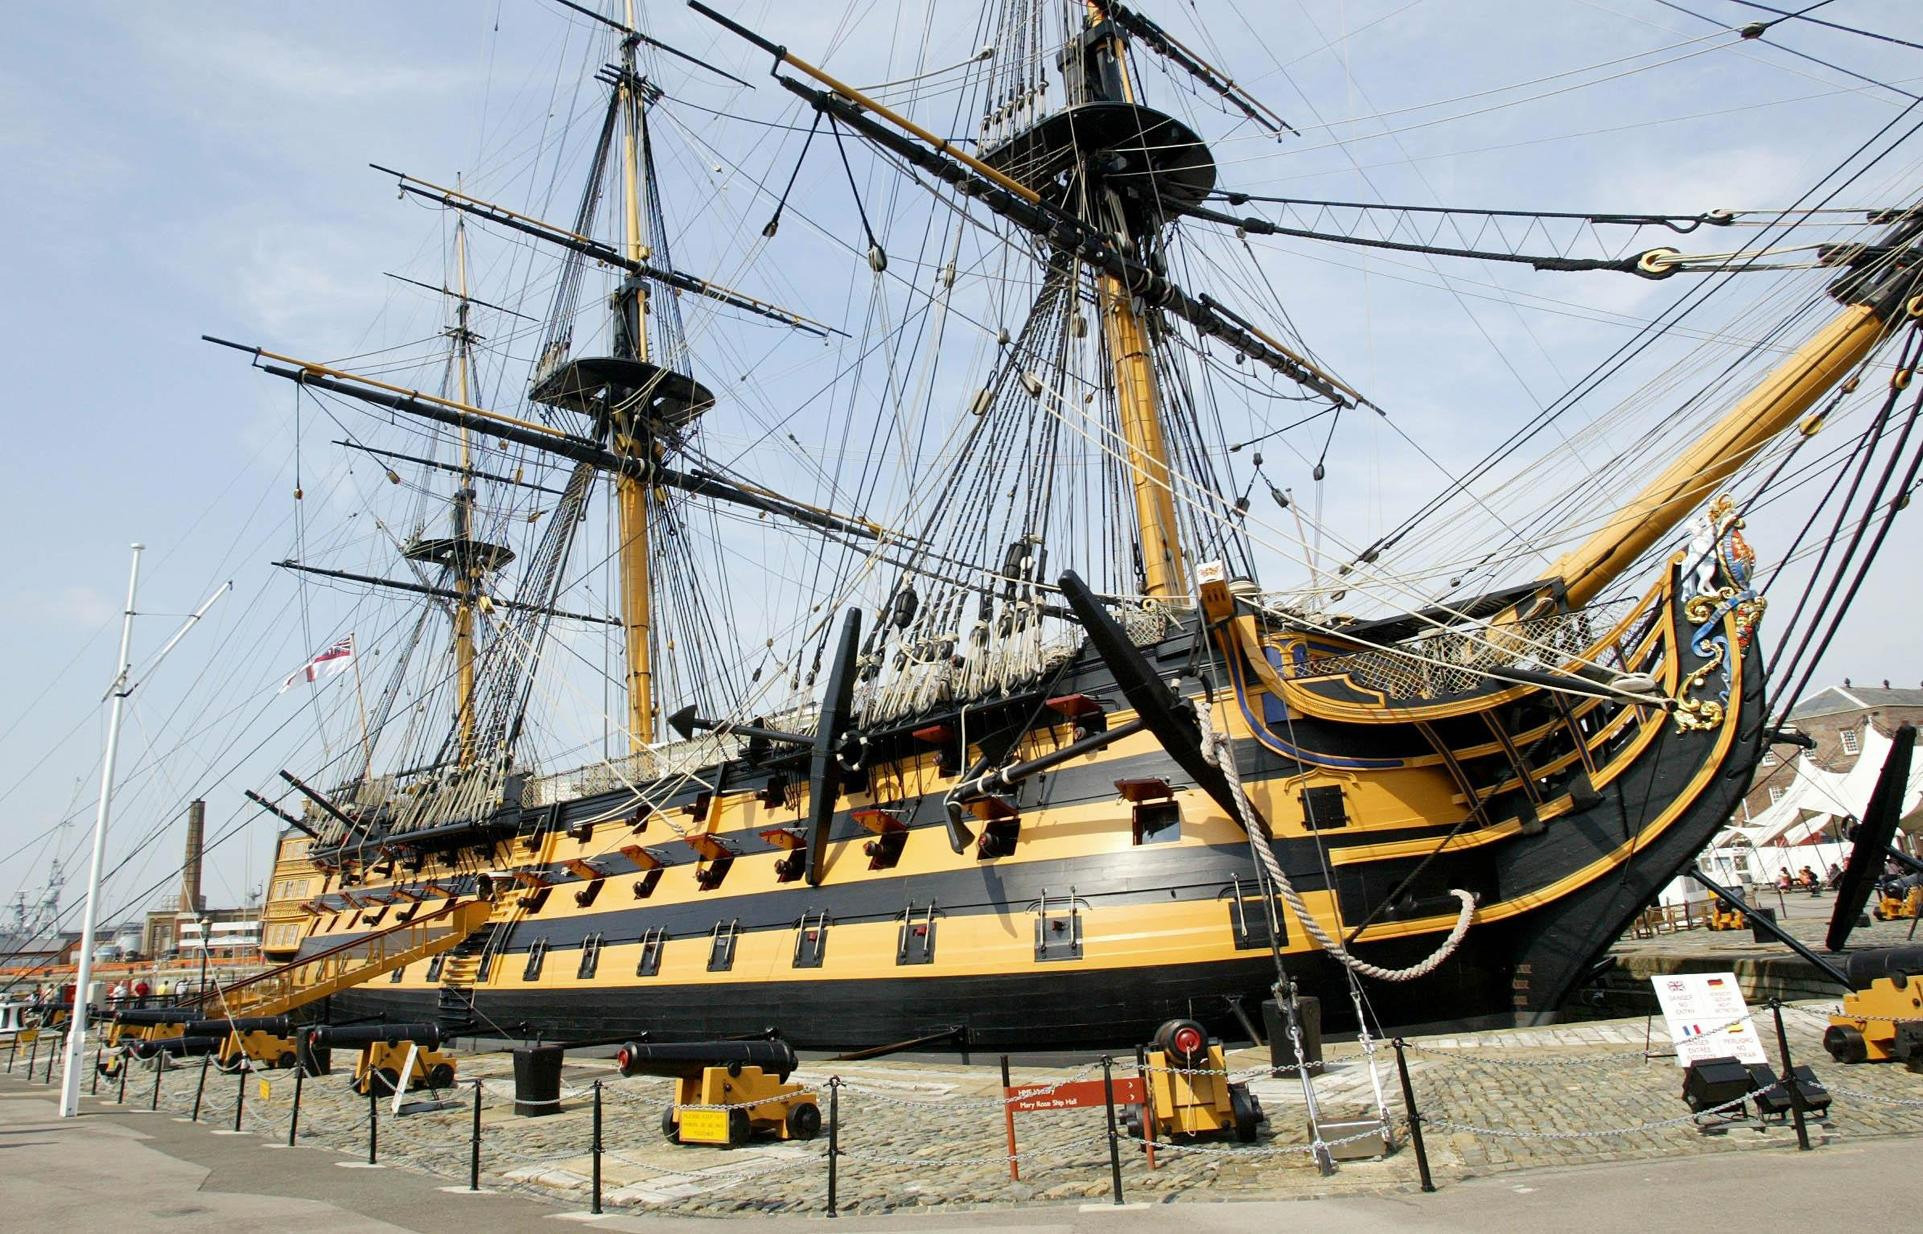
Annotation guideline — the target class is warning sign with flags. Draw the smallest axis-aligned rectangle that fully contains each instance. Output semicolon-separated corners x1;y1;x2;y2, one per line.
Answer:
1652;971;1768;1066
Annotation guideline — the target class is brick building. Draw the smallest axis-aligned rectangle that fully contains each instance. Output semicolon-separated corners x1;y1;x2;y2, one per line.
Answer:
1740;680;1923;825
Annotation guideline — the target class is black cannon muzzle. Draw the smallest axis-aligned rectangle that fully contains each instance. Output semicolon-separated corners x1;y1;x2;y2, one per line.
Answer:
182;1016;293;1037
112;1008;191;1028
305;1022;443;1051
614;1038;797;1081
1844;945;1923;989
126;1035;224;1059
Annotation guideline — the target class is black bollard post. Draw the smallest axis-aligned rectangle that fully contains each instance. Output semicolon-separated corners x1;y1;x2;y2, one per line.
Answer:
1392;1038;1435;1193
26;1035;38;1078
92;1046;103;1095
151;1052;165;1110
289;1059;304;1146
45;1034;60;1084
234;1064;247;1133
1770;1000;1813;1152
826;1077;840;1219
1101;1055;1125;1206
469;1079;484;1191
367;1078;379;1165
192;1055;210;1122
6;1035;16;1073
591;1081;604;1215
116;1052;129;1104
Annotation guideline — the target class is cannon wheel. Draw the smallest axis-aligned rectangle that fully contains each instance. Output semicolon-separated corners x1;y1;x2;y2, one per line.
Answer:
1123;1108;1145;1146
428;1063;456;1090
1824;1024;1867;1064
277;1052;297;1071
660;1105;680;1144
374;1067;402;1097
727;1109;751;1147
785;1101;822;1141
1230;1084;1261;1143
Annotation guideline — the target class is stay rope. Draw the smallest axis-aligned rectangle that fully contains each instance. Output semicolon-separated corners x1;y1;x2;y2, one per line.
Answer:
1193;700;1477;982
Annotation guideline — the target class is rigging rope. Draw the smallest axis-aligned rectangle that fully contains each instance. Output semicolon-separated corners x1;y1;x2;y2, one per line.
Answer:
1192;700;1477;982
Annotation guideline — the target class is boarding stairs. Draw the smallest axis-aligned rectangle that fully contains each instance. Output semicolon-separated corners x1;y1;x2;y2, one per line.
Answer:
435;888;526;1029
196;897;493;1022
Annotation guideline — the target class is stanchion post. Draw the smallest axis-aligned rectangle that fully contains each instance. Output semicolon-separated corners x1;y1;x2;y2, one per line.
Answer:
26;1034;38;1078
1770;999;1812;1152
1135;1045;1157;1170
1101;1055;1125;1207
5;1034;16;1073
151;1051;165;1110
116;1052;129;1103
367;1078;379;1164
289;1059;304;1146
469;1078;483;1191
590;1080;603;1215
1392;1038;1435;1193
46;1032;61;1083
192;1055;209;1122
1000;1055;1019;1182
825;1076;840;1219
234;1064;247;1133
91;1046;102;1095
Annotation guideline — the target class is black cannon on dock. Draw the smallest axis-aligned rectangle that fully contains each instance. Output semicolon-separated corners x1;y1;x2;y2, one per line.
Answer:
616;1038;816;1146
306;1022;454;1095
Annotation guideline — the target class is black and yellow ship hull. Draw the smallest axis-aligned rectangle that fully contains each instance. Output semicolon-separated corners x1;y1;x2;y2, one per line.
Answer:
262;545;1763;1051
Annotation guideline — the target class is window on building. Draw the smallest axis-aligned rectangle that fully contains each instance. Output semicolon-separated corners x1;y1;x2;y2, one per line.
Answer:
1769;786;1786;805
1840;728;1861;756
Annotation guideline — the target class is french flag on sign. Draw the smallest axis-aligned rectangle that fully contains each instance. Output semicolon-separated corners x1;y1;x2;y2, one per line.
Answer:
279;635;356;693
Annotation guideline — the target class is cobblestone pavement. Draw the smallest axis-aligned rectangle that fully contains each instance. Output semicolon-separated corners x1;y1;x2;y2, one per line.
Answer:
36;998;1922;1220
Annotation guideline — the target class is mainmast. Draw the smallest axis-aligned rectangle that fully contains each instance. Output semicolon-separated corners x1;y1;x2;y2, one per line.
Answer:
613;0;657;752
1080;4;1187;600
450;209;480;761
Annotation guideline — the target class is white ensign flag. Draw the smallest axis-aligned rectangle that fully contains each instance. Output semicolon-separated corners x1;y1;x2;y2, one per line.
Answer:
280;635;356;693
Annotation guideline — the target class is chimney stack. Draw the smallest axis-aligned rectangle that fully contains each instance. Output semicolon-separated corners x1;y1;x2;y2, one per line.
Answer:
181;799;206;915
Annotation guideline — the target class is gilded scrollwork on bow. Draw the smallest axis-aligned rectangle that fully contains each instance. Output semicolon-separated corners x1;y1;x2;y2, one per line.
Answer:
1672;496;1766;732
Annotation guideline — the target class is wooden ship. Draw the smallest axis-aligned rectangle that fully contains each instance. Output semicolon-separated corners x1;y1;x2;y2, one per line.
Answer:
215;1;1923;1049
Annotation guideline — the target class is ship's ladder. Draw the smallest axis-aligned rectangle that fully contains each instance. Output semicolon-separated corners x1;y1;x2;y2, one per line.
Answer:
201;897;493;1022
435;885;527;1022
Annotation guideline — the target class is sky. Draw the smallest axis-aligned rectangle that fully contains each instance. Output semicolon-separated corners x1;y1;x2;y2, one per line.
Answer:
0;0;1917;933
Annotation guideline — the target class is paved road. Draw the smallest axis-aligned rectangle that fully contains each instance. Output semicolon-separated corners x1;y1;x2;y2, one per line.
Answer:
3;1076;1915;1232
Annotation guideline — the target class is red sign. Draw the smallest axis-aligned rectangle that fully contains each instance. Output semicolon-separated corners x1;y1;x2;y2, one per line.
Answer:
1005;1077;1144;1113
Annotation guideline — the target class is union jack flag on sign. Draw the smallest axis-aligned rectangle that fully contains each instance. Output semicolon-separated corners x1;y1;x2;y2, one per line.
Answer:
279;635;356;693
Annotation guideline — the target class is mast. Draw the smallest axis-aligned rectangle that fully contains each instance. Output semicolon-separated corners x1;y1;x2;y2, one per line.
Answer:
1085;4;1186;600
450;206;479;762
1547;221;1923;607
58;543;140;1119
614;0;656;752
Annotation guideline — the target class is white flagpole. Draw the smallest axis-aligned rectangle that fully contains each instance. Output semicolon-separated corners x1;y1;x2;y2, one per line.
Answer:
59;543;143;1118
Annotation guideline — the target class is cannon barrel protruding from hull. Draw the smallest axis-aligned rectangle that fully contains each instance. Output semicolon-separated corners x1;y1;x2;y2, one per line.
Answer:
615;1038;797;1081
126;1035;224;1059
1844;946;1923;989
305;1022;443;1050
112;1008;192;1027
183;1016;292;1037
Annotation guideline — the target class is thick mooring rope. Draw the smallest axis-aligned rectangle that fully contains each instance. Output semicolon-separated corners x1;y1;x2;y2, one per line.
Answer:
1195;701;1477;982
